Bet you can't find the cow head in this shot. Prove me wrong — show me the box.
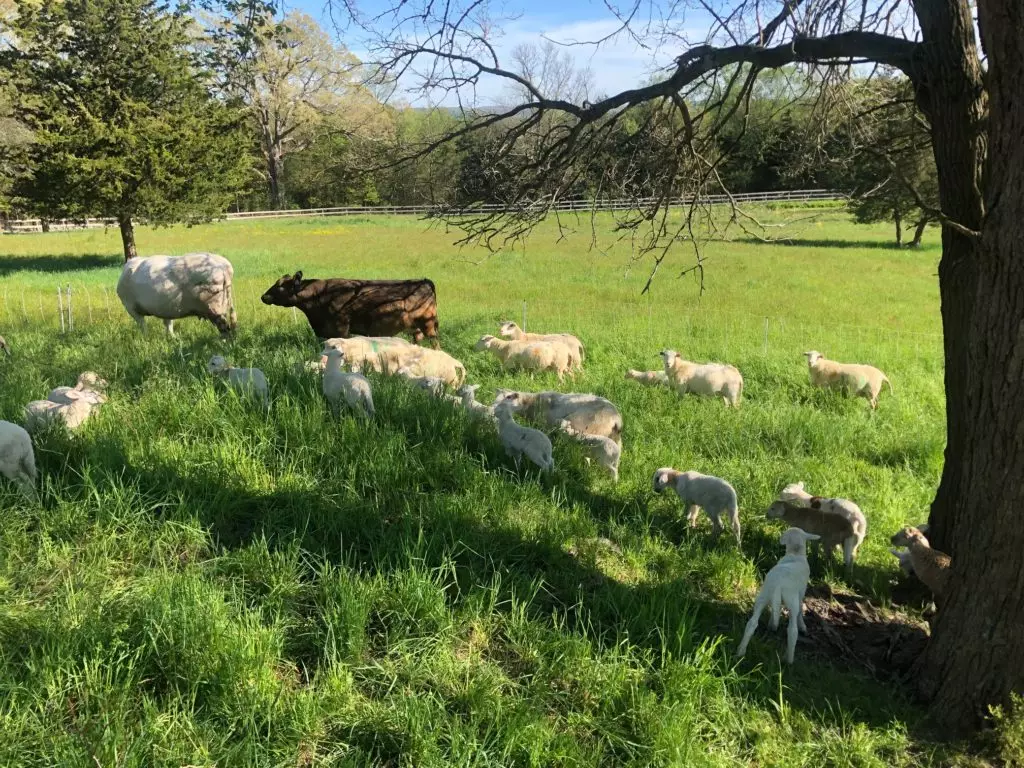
[261,272,305,306]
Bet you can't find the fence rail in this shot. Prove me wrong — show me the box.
[2,189,844,233]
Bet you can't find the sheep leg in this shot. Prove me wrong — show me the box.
[769,596,781,630]
[784,593,803,663]
[736,593,769,658]
[707,509,723,539]
[685,504,701,528]
[729,510,742,544]
[797,587,808,633]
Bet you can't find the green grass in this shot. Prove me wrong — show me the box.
[0,208,988,765]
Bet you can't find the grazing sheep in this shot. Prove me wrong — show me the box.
[456,384,496,421]
[117,253,237,336]
[778,481,867,559]
[0,420,37,500]
[492,389,623,444]
[378,346,466,387]
[494,401,554,472]
[803,351,892,409]
[660,350,743,407]
[475,335,573,380]
[766,500,857,569]
[321,335,414,374]
[498,321,585,371]
[207,355,270,405]
[322,347,375,419]
[24,391,99,433]
[558,420,620,481]
[736,527,821,664]
[890,526,951,599]
[652,468,741,543]
[625,369,669,387]
[48,371,109,406]
[0,335,9,356]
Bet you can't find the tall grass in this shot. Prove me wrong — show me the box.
[0,209,976,765]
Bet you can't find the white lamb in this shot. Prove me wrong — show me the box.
[804,351,892,409]
[383,347,466,387]
[736,527,821,664]
[498,321,585,371]
[0,420,37,500]
[321,336,413,374]
[322,346,375,419]
[492,389,622,444]
[779,481,867,559]
[0,335,9,356]
[48,371,109,406]
[24,390,102,433]
[494,401,554,472]
[558,420,620,481]
[625,369,669,387]
[208,356,270,405]
[652,467,741,542]
[660,350,743,407]
[475,335,573,380]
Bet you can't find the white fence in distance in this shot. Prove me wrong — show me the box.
[2,189,845,233]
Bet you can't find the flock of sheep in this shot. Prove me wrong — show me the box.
[0,275,944,667]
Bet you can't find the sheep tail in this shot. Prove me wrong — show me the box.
[884,376,894,395]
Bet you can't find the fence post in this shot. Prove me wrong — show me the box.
[66,284,73,332]
[763,317,769,355]
[21,292,27,325]
[102,286,111,320]
[522,300,527,333]
[84,285,93,324]
[57,285,65,333]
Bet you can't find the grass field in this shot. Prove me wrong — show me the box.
[0,207,998,766]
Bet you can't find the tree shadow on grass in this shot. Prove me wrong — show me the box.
[0,253,122,277]
[734,236,922,251]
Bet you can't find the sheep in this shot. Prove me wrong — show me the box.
[736,527,821,664]
[456,384,495,421]
[778,481,867,559]
[803,350,892,409]
[492,389,623,444]
[321,335,413,374]
[0,420,37,500]
[765,500,857,569]
[294,359,325,376]
[558,420,620,481]
[625,369,669,387]
[0,335,9,356]
[475,335,573,380]
[24,390,99,433]
[498,321,585,371]
[207,355,270,406]
[660,350,743,407]
[494,401,553,472]
[322,346,375,419]
[47,371,109,406]
[889,523,930,576]
[652,468,741,543]
[372,346,466,387]
[889,526,951,599]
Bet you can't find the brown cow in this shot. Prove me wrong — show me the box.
[260,271,440,344]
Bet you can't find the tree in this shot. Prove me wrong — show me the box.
[353,0,1024,732]
[2,0,249,260]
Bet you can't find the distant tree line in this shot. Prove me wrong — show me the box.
[0,0,938,258]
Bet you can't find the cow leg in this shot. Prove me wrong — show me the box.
[163,319,175,336]
[423,318,440,349]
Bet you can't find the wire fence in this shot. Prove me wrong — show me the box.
[1,189,845,234]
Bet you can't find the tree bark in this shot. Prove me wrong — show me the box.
[268,145,285,210]
[908,218,928,247]
[894,208,903,246]
[119,215,138,261]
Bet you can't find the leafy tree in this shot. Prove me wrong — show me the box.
[2,0,249,259]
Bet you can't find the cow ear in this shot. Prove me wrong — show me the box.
[294,271,303,281]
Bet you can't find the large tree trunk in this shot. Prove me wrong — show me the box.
[912,0,1024,733]
[894,208,903,246]
[268,145,285,210]
[118,215,138,261]
[908,218,929,247]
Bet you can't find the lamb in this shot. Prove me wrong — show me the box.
[494,401,554,472]
[558,420,620,482]
[803,351,892,409]
[24,391,99,433]
[47,371,109,406]
[376,346,466,387]
[321,335,413,374]
[765,500,857,569]
[652,468,742,542]
[0,335,9,356]
[294,359,325,376]
[498,321,585,371]
[625,369,669,387]
[207,355,270,406]
[456,384,496,421]
[475,335,573,380]
[0,420,37,500]
[492,389,623,444]
[889,526,951,599]
[322,346,375,419]
[660,350,743,407]
[778,481,867,559]
[889,523,929,576]
[736,527,821,664]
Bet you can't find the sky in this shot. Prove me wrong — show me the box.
[281,0,709,106]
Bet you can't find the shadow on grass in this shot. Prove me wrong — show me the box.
[734,236,936,252]
[0,253,122,276]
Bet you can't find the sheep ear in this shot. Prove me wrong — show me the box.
[803,532,821,541]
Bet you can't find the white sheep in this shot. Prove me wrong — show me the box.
[736,527,821,664]
[889,523,929,576]
[320,336,413,374]
[456,384,495,421]
[294,358,325,377]
[660,350,743,407]
[207,355,270,405]
[0,335,9,356]
[558,420,620,481]
[374,346,466,387]
[24,390,101,433]
[889,526,951,599]
[625,369,669,387]
[0,420,37,500]
[322,346,375,419]
[779,481,867,560]
[475,335,573,380]
[652,467,741,542]
[47,371,109,406]
[494,401,554,472]
[766,500,856,569]
[492,389,623,444]
[803,351,892,409]
[498,321,585,371]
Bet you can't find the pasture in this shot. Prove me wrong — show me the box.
[0,208,977,765]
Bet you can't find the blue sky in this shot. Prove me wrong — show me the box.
[282,0,708,105]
